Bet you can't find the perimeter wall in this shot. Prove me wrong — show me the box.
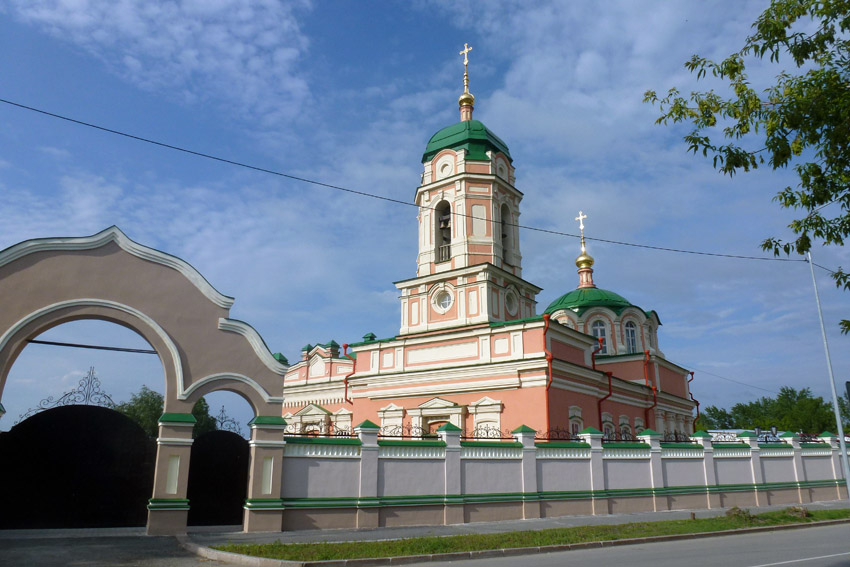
[273,428,847,531]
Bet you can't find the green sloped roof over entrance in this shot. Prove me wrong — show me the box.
[545,287,648,317]
[423,120,511,163]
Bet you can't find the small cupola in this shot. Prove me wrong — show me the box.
[574,211,596,289]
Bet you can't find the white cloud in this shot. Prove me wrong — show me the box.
[8,0,313,126]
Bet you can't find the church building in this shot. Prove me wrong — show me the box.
[281,46,697,439]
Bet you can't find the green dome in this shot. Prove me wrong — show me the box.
[423,120,511,163]
[545,287,636,316]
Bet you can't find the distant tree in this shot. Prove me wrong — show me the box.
[645,0,850,332]
[115,386,220,438]
[695,406,734,430]
[695,387,843,433]
[191,397,218,437]
[115,385,162,438]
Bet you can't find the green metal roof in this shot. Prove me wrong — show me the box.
[545,287,654,319]
[422,120,512,163]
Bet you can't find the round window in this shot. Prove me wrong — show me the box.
[435,290,453,312]
[505,291,518,315]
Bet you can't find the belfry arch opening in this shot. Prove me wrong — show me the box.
[435,200,452,263]
[500,203,512,265]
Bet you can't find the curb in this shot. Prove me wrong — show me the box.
[178,518,850,567]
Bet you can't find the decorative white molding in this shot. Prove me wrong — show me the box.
[249,440,287,448]
[294,403,331,417]
[418,397,458,409]
[0,298,185,396]
[461,446,522,459]
[603,447,651,459]
[801,447,833,457]
[537,447,591,459]
[0,226,235,308]
[284,443,361,458]
[379,446,445,459]
[156,438,194,446]
[758,448,794,458]
[713,448,752,458]
[360,377,520,400]
[218,318,288,375]
[407,341,477,365]
[661,447,704,458]
[182,372,284,404]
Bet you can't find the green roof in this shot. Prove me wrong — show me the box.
[423,120,511,163]
[545,287,651,318]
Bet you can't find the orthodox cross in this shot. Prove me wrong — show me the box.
[459,42,473,68]
[459,43,473,93]
[575,211,588,251]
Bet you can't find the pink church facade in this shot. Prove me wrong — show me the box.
[281,77,696,440]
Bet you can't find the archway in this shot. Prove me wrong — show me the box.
[0,227,288,534]
[187,391,253,527]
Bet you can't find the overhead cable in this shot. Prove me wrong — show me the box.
[0,97,816,265]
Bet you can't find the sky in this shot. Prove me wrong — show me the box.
[0,0,847,433]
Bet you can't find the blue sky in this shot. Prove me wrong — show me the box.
[1,0,847,432]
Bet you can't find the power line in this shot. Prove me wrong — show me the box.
[688,366,779,395]
[0,97,809,264]
[26,339,157,355]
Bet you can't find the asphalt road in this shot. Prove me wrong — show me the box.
[2,518,848,567]
[423,524,850,567]
[0,532,226,567]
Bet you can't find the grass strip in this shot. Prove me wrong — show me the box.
[213,508,850,562]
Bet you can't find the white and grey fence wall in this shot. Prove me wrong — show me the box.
[278,423,847,531]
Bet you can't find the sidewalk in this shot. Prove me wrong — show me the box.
[187,498,850,548]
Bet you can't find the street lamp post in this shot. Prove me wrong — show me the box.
[807,251,850,500]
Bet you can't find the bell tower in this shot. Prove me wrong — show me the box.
[396,44,540,335]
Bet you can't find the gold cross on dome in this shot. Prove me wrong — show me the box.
[459,43,473,67]
[575,211,588,251]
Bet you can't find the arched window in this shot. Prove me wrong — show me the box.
[500,204,512,261]
[591,320,608,354]
[602,423,616,440]
[434,201,451,263]
[624,321,638,354]
[570,418,583,437]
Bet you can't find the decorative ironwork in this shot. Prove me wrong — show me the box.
[605,430,644,443]
[535,427,580,442]
[662,431,692,443]
[462,425,514,440]
[753,426,782,443]
[710,431,739,443]
[799,433,826,444]
[214,405,245,438]
[16,367,115,424]
[379,424,436,438]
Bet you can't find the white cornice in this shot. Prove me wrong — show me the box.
[350,358,545,388]
[394,262,542,293]
[0,226,235,309]
[354,377,521,400]
[218,318,288,375]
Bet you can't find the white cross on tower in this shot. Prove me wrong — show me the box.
[459,43,473,67]
[575,211,588,251]
[575,211,587,233]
